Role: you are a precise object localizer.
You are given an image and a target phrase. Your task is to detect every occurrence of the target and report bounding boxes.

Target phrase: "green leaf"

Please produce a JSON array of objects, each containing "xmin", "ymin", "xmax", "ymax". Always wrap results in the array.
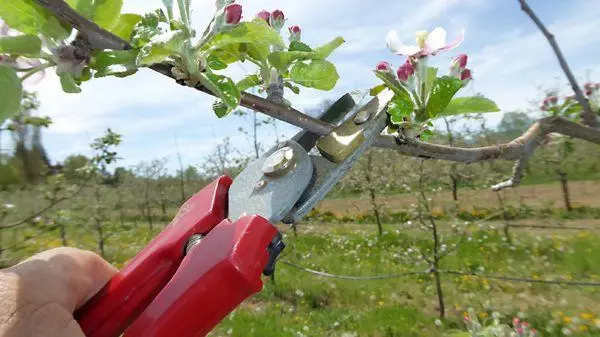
[
  {"xmin": 388, "ymin": 94, "xmax": 415, "ymax": 125},
  {"xmin": 236, "ymin": 74, "xmax": 261, "ymax": 91},
  {"xmin": 0, "ymin": 65, "xmax": 23, "ymax": 125},
  {"xmin": 423, "ymin": 67, "xmax": 438, "ymax": 100},
  {"xmin": 136, "ymin": 30, "xmax": 186, "ymax": 66},
  {"xmin": 0, "ymin": 35, "xmax": 41, "ymax": 57},
  {"xmin": 420, "ymin": 129, "xmax": 434, "ymax": 141},
  {"xmin": 284, "ymin": 81, "xmax": 300, "ymax": 94},
  {"xmin": 93, "ymin": 49, "xmax": 138, "ymax": 78},
  {"xmin": 59, "ymin": 72, "xmax": 82, "ymax": 93},
  {"xmin": 212, "ymin": 100, "xmax": 229, "ymax": 118},
  {"xmin": 131, "ymin": 9, "xmax": 168, "ymax": 48},
  {"xmin": 313, "ymin": 36, "xmax": 345, "ymax": 59},
  {"xmin": 200, "ymin": 72, "xmax": 241, "ymax": 115},
  {"xmin": 374, "ymin": 71, "xmax": 412, "ymax": 103},
  {"xmin": 66, "ymin": 0, "xmax": 94, "ymax": 18},
  {"xmin": 204, "ymin": 21, "xmax": 285, "ymax": 62},
  {"xmin": 110, "ymin": 14, "xmax": 142, "ymax": 41},
  {"xmin": 161, "ymin": 0, "xmax": 174, "ymax": 20},
  {"xmin": 206, "ymin": 55, "xmax": 228, "ymax": 70},
  {"xmin": 0, "ymin": 0, "xmax": 69, "ymax": 40},
  {"xmin": 92, "ymin": 0, "xmax": 123, "ymax": 31},
  {"xmin": 290, "ymin": 60, "xmax": 339, "ymax": 91},
  {"xmin": 442, "ymin": 96, "xmax": 500, "ymax": 116},
  {"xmin": 370, "ymin": 84, "xmax": 387, "ymax": 96},
  {"xmin": 289, "ymin": 41, "xmax": 312, "ymax": 52},
  {"xmin": 268, "ymin": 50, "xmax": 314, "ymax": 71},
  {"xmin": 425, "ymin": 76, "xmax": 464, "ymax": 119}
]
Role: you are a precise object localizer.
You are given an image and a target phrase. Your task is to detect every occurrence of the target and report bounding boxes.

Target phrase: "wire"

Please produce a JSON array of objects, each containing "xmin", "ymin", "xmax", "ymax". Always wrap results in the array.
[
  {"xmin": 281, "ymin": 260, "xmax": 429, "ymax": 281},
  {"xmin": 440, "ymin": 270, "xmax": 600, "ymax": 287}
]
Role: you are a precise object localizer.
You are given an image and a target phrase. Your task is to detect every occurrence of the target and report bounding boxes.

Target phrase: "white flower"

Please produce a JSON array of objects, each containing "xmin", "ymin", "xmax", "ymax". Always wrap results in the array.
[
  {"xmin": 386, "ymin": 27, "xmax": 465, "ymax": 57},
  {"xmin": 4, "ymin": 203, "xmax": 15, "ymax": 209},
  {"xmin": 226, "ymin": 328, "xmax": 233, "ymax": 335},
  {"xmin": 561, "ymin": 328, "xmax": 572, "ymax": 335},
  {"xmin": 295, "ymin": 289, "xmax": 304, "ymax": 297},
  {"xmin": 434, "ymin": 319, "xmax": 442, "ymax": 327},
  {"xmin": 303, "ymin": 326, "xmax": 309, "ymax": 332},
  {"xmin": 333, "ymin": 321, "xmax": 340, "ymax": 327}
]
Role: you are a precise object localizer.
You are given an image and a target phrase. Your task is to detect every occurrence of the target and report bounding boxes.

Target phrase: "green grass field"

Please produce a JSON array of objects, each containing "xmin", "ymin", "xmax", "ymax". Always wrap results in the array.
[{"xmin": 3, "ymin": 215, "xmax": 600, "ymax": 336}]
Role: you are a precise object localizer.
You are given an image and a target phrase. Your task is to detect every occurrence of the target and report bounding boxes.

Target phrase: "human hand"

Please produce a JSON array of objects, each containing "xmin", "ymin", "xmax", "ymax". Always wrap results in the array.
[{"xmin": 0, "ymin": 248, "xmax": 117, "ymax": 337}]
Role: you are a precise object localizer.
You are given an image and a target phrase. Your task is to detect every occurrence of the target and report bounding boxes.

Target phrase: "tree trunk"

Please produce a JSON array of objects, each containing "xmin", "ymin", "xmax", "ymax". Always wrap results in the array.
[
  {"xmin": 94, "ymin": 186, "xmax": 106, "ymax": 257},
  {"xmin": 59, "ymin": 224, "xmax": 68, "ymax": 246},
  {"xmin": 433, "ymin": 268, "xmax": 445, "ymax": 319},
  {"xmin": 177, "ymin": 152, "xmax": 186, "ymax": 204},
  {"xmin": 364, "ymin": 153, "xmax": 383, "ymax": 235},
  {"xmin": 495, "ymin": 192, "xmax": 512, "ymax": 244},
  {"xmin": 558, "ymin": 171, "xmax": 572, "ymax": 211},
  {"xmin": 451, "ymin": 172, "xmax": 458, "ymax": 202}
]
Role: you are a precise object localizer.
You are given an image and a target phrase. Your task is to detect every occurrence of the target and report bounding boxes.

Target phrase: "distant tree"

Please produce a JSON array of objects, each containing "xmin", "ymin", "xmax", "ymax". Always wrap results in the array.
[
  {"xmin": 62, "ymin": 155, "xmax": 90, "ymax": 182},
  {"xmin": 497, "ymin": 111, "xmax": 536, "ymax": 140}
]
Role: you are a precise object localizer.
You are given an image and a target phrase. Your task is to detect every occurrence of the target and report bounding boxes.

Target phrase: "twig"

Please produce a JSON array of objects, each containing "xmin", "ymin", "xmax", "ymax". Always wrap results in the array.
[
  {"xmin": 0, "ymin": 226, "xmax": 59, "ymax": 253},
  {"xmin": 1, "ymin": 183, "xmax": 86, "ymax": 230},
  {"xmin": 281, "ymin": 260, "xmax": 429, "ymax": 281},
  {"xmin": 518, "ymin": 0, "xmax": 599, "ymax": 128},
  {"xmin": 442, "ymin": 269, "xmax": 600, "ymax": 287}
]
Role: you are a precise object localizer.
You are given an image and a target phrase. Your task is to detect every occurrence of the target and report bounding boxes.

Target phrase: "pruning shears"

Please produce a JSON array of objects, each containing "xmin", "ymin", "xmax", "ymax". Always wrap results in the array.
[{"xmin": 74, "ymin": 89, "xmax": 394, "ymax": 337}]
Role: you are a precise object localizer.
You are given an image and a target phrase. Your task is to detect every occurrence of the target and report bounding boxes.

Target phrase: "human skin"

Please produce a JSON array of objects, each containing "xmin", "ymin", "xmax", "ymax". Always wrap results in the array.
[{"xmin": 0, "ymin": 248, "xmax": 117, "ymax": 337}]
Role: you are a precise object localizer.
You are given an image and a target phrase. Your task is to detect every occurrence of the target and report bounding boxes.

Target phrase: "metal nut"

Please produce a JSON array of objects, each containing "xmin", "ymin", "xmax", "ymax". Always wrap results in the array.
[
  {"xmin": 262, "ymin": 147, "xmax": 296, "ymax": 177},
  {"xmin": 353, "ymin": 109, "xmax": 371, "ymax": 125}
]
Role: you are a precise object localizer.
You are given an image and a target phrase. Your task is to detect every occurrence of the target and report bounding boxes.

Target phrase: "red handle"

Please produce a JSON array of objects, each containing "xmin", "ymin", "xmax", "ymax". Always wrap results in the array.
[
  {"xmin": 125, "ymin": 215, "xmax": 277, "ymax": 337},
  {"xmin": 75, "ymin": 176, "xmax": 232, "ymax": 337}
]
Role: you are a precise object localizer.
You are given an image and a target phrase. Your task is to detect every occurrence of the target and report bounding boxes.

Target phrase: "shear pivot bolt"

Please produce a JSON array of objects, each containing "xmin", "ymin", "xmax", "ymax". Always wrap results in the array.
[
  {"xmin": 263, "ymin": 147, "xmax": 295, "ymax": 177},
  {"xmin": 354, "ymin": 109, "xmax": 371, "ymax": 125}
]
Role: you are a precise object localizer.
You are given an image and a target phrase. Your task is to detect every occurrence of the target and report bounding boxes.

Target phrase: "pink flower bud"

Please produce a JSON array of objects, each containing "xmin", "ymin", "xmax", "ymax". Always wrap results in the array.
[
  {"xmin": 224, "ymin": 4, "xmax": 242, "ymax": 25},
  {"xmin": 565, "ymin": 95, "xmax": 576, "ymax": 101},
  {"xmin": 463, "ymin": 316, "xmax": 470, "ymax": 322},
  {"xmin": 531, "ymin": 329, "xmax": 537, "ymax": 336},
  {"xmin": 586, "ymin": 88, "xmax": 593, "ymax": 96},
  {"xmin": 397, "ymin": 59, "xmax": 415, "ymax": 82},
  {"xmin": 460, "ymin": 68, "xmax": 472, "ymax": 81},
  {"xmin": 452, "ymin": 54, "xmax": 468, "ymax": 69},
  {"xmin": 270, "ymin": 9, "xmax": 285, "ymax": 30},
  {"xmin": 584, "ymin": 82, "xmax": 594, "ymax": 91},
  {"xmin": 547, "ymin": 96, "xmax": 558, "ymax": 104},
  {"xmin": 289, "ymin": 25, "xmax": 301, "ymax": 42},
  {"xmin": 540, "ymin": 104, "xmax": 548, "ymax": 111},
  {"xmin": 513, "ymin": 318, "xmax": 521, "ymax": 326},
  {"xmin": 376, "ymin": 61, "xmax": 392, "ymax": 72},
  {"xmin": 522, "ymin": 322, "xmax": 529, "ymax": 328},
  {"xmin": 516, "ymin": 327, "xmax": 523, "ymax": 335},
  {"xmin": 256, "ymin": 10, "xmax": 271, "ymax": 23}
]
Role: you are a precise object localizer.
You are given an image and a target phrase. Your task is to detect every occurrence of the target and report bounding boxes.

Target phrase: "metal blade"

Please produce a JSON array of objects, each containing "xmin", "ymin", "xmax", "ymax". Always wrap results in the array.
[
  {"xmin": 292, "ymin": 93, "xmax": 356, "ymax": 151},
  {"xmin": 283, "ymin": 89, "xmax": 395, "ymax": 223}
]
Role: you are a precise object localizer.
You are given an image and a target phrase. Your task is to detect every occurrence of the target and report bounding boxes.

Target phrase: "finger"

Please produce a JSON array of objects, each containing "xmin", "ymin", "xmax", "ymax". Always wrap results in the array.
[{"xmin": 6, "ymin": 247, "xmax": 118, "ymax": 311}]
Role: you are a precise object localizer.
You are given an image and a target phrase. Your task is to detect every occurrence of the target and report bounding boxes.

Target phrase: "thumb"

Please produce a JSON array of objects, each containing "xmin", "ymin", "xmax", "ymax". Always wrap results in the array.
[{"xmin": 7, "ymin": 247, "xmax": 118, "ymax": 312}]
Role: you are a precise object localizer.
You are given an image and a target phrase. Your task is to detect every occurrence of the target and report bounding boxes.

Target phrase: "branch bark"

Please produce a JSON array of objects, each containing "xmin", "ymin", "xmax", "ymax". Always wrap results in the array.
[
  {"xmin": 518, "ymin": 0, "xmax": 599, "ymax": 128},
  {"xmin": 378, "ymin": 117, "xmax": 600, "ymax": 189}
]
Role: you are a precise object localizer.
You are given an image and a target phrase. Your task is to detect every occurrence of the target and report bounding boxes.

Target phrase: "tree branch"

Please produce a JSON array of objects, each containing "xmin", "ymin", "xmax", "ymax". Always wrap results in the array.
[
  {"xmin": 518, "ymin": 0, "xmax": 599, "ymax": 128},
  {"xmin": 378, "ymin": 117, "xmax": 600, "ymax": 189},
  {"xmin": 35, "ymin": 0, "xmax": 128, "ymax": 50}
]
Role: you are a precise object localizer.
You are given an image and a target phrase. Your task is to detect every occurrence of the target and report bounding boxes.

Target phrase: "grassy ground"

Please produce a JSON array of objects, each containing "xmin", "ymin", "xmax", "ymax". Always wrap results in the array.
[
  {"xmin": 3, "ymin": 217, "xmax": 600, "ymax": 336},
  {"xmin": 2, "ymin": 181, "xmax": 600, "ymax": 336}
]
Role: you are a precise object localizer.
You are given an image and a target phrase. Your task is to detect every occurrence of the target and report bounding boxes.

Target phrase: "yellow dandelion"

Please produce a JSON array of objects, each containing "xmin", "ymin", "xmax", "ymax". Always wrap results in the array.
[
  {"xmin": 580, "ymin": 313, "xmax": 595, "ymax": 320},
  {"xmin": 578, "ymin": 325, "xmax": 588, "ymax": 331},
  {"xmin": 563, "ymin": 316, "xmax": 572, "ymax": 324},
  {"xmin": 478, "ymin": 312, "xmax": 489, "ymax": 319}
]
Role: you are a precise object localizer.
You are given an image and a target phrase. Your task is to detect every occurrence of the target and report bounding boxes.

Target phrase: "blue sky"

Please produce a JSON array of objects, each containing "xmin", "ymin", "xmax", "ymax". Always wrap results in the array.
[{"xmin": 10, "ymin": 0, "xmax": 600, "ymax": 171}]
